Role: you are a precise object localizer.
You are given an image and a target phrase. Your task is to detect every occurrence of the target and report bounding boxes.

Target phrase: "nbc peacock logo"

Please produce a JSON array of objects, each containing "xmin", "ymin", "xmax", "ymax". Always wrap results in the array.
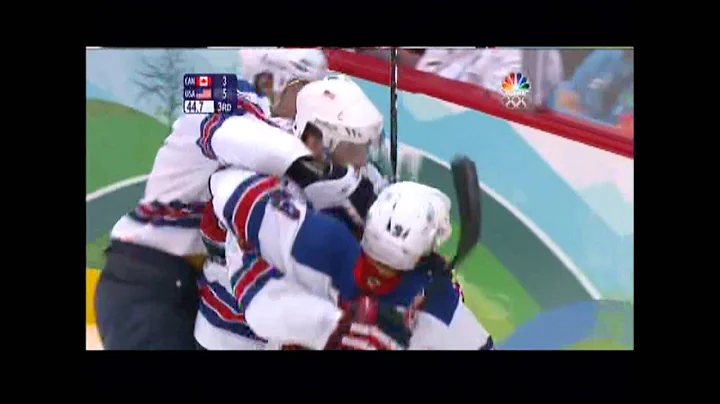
[{"xmin": 501, "ymin": 72, "xmax": 531, "ymax": 110}]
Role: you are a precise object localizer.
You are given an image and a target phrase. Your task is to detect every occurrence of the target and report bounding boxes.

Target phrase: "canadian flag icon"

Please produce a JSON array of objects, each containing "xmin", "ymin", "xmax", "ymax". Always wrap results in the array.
[{"xmin": 197, "ymin": 76, "xmax": 212, "ymax": 87}]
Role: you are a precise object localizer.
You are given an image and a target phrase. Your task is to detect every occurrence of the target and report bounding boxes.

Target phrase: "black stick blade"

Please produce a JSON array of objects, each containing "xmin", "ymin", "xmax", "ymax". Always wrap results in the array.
[{"xmin": 449, "ymin": 155, "xmax": 482, "ymax": 270}]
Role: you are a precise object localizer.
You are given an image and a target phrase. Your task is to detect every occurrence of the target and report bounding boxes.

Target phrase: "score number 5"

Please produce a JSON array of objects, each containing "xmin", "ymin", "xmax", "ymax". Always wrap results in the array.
[{"xmin": 221, "ymin": 75, "xmax": 228, "ymax": 99}]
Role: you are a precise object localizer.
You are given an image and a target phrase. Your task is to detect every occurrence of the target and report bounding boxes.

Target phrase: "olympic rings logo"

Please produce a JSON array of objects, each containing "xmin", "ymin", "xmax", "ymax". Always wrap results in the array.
[{"xmin": 502, "ymin": 94, "xmax": 528, "ymax": 110}]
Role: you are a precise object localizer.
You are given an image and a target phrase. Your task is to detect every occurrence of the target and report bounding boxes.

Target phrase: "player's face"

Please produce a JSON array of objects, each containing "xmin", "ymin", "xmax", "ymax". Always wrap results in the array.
[
  {"xmin": 304, "ymin": 135, "xmax": 325, "ymax": 163},
  {"xmin": 255, "ymin": 73, "xmax": 274, "ymax": 100},
  {"xmin": 331, "ymin": 141, "xmax": 369, "ymax": 170}
]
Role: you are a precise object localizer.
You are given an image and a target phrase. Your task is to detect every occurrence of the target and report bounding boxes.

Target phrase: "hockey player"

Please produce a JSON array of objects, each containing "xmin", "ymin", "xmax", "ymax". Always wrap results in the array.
[
  {"xmin": 290, "ymin": 75, "xmax": 390, "ymax": 235},
  {"xmin": 95, "ymin": 78, "xmax": 376, "ymax": 350},
  {"xmin": 294, "ymin": 75, "xmax": 388, "ymax": 188},
  {"xmin": 208, "ymin": 168, "xmax": 493, "ymax": 350},
  {"xmin": 241, "ymin": 52, "xmax": 386, "ymax": 192},
  {"xmin": 239, "ymin": 48, "xmax": 328, "ymax": 129}
]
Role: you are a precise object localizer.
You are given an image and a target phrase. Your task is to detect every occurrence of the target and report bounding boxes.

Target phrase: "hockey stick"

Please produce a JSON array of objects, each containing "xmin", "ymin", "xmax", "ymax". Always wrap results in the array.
[
  {"xmin": 389, "ymin": 47, "xmax": 399, "ymax": 183},
  {"xmin": 407, "ymin": 155, "xmax": 481, "ymax": 328},
  {"xmin": 447, "ymin": 155, "xmax": 482, "ymax": 272}
]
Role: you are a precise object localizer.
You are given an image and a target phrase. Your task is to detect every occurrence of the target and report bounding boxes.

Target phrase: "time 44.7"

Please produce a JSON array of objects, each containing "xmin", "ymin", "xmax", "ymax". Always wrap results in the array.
[{"xmin": 183, "ymin": 100, "xmax": 213, "ymax": 114}]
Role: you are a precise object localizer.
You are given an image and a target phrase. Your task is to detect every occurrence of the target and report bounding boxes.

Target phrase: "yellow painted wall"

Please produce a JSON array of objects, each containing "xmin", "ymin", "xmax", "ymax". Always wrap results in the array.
[
  {"xmin": 86, "ymin": 268, "xmax": 100, "ymax": 324},
  {"xmin": 86, "ymin": 268, "xmax": 103, "ymax": 350}
]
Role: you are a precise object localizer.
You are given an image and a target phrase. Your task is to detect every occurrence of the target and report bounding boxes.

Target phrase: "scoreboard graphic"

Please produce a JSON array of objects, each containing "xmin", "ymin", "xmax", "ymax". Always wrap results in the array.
[{"xmin": 183, "ymin": 74, "xmax": 238, "ymax": 115}]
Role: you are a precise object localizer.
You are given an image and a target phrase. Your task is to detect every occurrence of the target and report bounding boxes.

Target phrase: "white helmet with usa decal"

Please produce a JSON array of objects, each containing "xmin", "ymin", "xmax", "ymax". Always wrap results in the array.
[{"xmin": 293, "ymin": 76, "xmax": 383, "ymax": 151}]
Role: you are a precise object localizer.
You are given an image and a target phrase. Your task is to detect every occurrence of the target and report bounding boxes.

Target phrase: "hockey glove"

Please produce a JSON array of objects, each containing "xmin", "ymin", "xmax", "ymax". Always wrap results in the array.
[
  {"xmin": 452, "ymin": 271, "xmax": 465, "ymax": 303},
  {"xmin": 325, "ymin": 297, "xmax": 411, "ymax": 350},
  {"xmin": 286, "ymin": 157, "xmax": 377, "ymax": 221}
]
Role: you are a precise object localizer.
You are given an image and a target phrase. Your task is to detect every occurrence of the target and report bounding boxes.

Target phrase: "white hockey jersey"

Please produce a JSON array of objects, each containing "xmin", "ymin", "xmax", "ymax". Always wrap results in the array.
[
  {"xmin": 109, "ymin": 96, "xmax": 312, "ymax": 257},
  {"xmin": 209, "ymin": 167, "xmax": 493, "ymax": 350}
]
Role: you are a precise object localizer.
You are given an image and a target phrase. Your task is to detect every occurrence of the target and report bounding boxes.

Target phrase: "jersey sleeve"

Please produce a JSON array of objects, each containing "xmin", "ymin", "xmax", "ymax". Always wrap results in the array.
[
  {"xmin": 244, "ymin": 275, "xmax": 344, "ymax": 350},
  {"xmin": 197, "ymin": 114, "xmax": 312, "ymax": 176},
  {"xmin": 410, "ymin": 273, "xmax": 494, "ymax": 350}
]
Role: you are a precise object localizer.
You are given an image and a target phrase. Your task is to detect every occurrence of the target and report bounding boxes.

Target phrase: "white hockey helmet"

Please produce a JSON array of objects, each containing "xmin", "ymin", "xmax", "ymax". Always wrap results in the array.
[
  {"xmin": 361, "ymin": 182, "xmax": 453, "ymax": 271},
  {"xmin": 293, "ymin": 76, "xmax": 383, "ymax": 151},
  {"xmin": 239, "ymin": 48, "xmax": 328, "ymax": 99}
]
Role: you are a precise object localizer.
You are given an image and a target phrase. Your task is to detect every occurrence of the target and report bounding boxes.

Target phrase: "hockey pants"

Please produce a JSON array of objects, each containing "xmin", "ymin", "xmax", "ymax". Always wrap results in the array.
[{"xmin": 95, "ymin": 241, "xmax": 200, "ymax": 350}]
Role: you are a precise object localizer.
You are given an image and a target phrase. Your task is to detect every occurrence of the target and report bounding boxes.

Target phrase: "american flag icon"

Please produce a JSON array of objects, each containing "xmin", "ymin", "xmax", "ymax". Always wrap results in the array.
[{"xmin": 196, "ymin": 88, "xmax": 212, "ymax": 100}]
